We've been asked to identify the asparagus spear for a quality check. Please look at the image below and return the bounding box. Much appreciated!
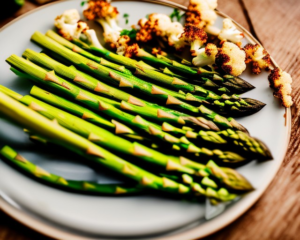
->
[32,32,246,132]
[6,56,246,164]
[137,51,255,94]
[0,91,193,195]
[135,66,266,116]
[46,29,141,70]
[0,145,142,195]
[23,49,218,130]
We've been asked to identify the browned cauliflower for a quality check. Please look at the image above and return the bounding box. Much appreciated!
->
[215,41,246,76]
[55,9,103,48]
[185,0,219,35]
[151,47,167,56]
[268,67,293,107]
[244,43,271,74]
[116,35,140,58]
[83,0,119,20]
[136,13,172,42]
[83,0,121,49]
[192,43,218,67]
[180,24,207,56]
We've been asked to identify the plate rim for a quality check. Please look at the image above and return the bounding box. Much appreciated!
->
[0,0,292,239]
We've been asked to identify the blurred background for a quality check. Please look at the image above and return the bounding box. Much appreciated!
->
[0,0,56,27]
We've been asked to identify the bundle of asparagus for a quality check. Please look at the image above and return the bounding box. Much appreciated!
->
[0,1,275,207]
[0,91,254,202]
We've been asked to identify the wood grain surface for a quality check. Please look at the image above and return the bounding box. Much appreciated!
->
[0,0,299,239]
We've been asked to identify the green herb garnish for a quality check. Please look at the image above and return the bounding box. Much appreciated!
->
[123,13,129,25]
[169,8,185,22]
[81,1,88,6]
[120,29,137,39]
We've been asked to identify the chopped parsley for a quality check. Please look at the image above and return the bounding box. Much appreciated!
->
[123,13,130,25]
[120,29,138,39]
[81,1,88,6]
[169,8,185,22]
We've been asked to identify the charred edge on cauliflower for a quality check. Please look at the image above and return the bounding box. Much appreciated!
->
[83,0,119,20]
[185,0,218,32]
[136,14,172,43]
[268,67,293,107]
[192,43,218,67]
[244,43,271,74]
[180,24,207,56]
[151,47,167,56]
[116,35,139,58]
[215,41,246,76]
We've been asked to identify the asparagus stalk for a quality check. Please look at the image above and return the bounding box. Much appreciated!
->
[0,85,145,143]
[32,32,246,132]
[0,91,194,195]
[46,29,141,70]
[135,66,266,116]
[45,30,133,75]
[23,49,218,130]
[0,145,142,195]
[6,56,246,164]
[140,52,255,94]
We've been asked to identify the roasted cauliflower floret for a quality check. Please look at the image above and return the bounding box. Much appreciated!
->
[244,43,271,74]
[116,35,139,58]
[185,0,219,35]
[180,24,207,56]
[268,68,293,107]
[55,9,81,40]
[218,18,244,45]
[136,13,172,42]
[215,42,246,76]
[83,0,122,48]
[192,43,218,67]
[166,22,186,51]
[55,9,103,48]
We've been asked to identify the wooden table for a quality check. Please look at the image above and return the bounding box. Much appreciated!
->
[0,0,299,239]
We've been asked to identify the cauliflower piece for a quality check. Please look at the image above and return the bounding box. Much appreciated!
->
[136,13,172,42]
[185,0,218,34]
[83,0,122,48]
[180,24,208,56]
[55,9,103,48]
[166,22,186,51]
[215,41,246,76]
[55,9,81,40]
[244,43,271,74]
[116,35,139,58]
[192,43,218,67]
[84,29,103,48]
[218,18,244,45]
[136,14,186,50]
[151,47,167,56]
[268,68,293,107]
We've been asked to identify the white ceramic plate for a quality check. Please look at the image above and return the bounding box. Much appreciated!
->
[0,0,291,239]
